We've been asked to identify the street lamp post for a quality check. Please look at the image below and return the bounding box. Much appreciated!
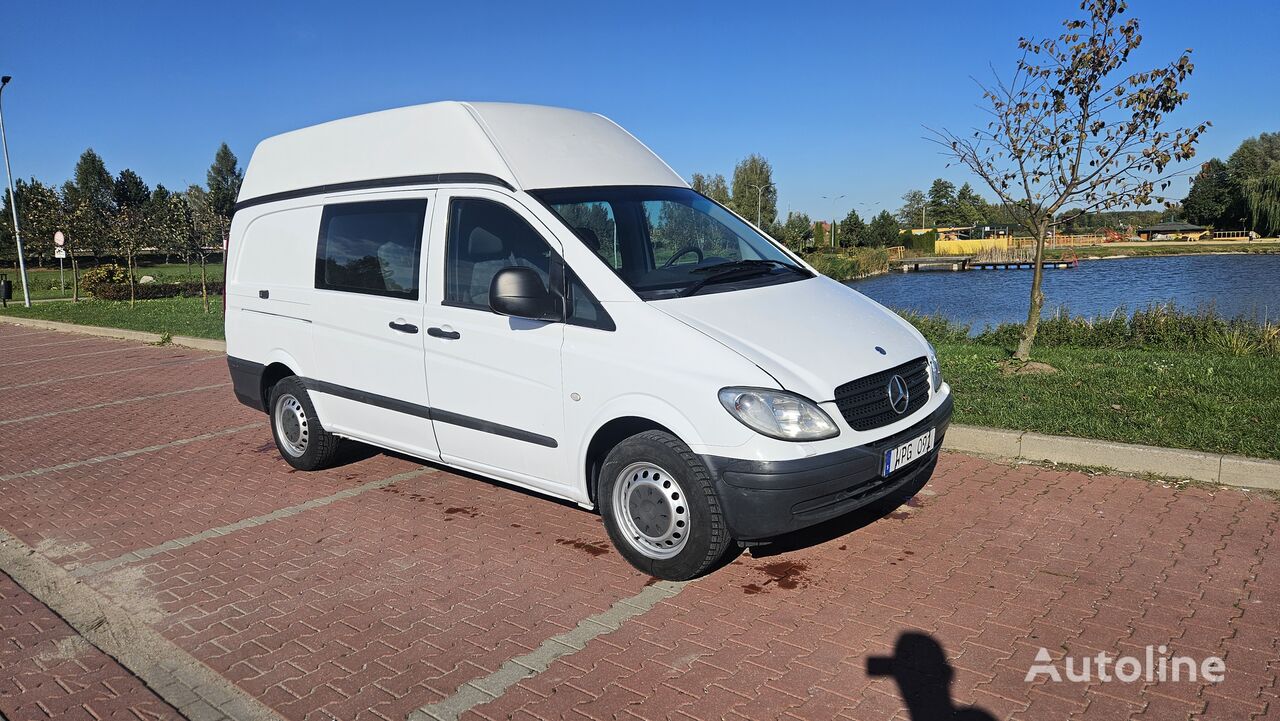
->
[748,183,774,228]
[0,75,31,308]
[821,194,846,248]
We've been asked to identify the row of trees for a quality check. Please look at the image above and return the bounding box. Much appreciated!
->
[1182,131,1280,235]
[691,154,924,249]
[0,144,242,307]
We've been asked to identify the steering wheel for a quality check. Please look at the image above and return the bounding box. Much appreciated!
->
[662,246,704,268]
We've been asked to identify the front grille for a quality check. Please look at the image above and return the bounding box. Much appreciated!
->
[834,357,930,431]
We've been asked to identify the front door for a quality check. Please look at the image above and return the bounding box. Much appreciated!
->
[308,193,440,459]
[424,189,567,492]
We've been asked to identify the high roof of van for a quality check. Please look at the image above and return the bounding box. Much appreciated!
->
[237,102,688,207]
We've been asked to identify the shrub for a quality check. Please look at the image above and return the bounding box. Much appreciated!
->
[88,281,226,301]
[91,282,183,301]
[80,264,130,294]
[804,247,890,280]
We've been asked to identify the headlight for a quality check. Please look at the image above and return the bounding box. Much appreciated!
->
[718,387,839,441]
[927,342,943,393]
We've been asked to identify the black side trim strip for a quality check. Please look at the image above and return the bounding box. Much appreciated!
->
[300,378,558,448]
[233,173,517,213]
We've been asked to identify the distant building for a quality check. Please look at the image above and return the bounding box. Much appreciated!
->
[1135,221,1207,241]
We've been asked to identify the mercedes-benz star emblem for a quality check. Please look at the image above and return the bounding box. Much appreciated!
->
[886,375,910,414]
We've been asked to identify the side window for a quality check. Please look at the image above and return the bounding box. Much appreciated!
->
[316,199,427,300]
[566,272,615,332]
[445,198,555,310]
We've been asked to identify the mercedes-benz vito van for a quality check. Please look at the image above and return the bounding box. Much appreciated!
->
[225,102,952,579]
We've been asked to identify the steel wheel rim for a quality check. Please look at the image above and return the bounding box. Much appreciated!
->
[274,393,309,457]
[612,462,689,559]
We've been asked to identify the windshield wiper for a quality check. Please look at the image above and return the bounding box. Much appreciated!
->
[688,259,800,275]
[678,260,806,297]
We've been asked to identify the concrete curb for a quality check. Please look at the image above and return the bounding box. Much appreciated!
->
[945,424,1280,491]
[4,314,1277,491]
[0,315,226,352]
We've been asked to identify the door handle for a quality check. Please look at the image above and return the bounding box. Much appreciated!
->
[389,320,419,334]
[427,326,461,340]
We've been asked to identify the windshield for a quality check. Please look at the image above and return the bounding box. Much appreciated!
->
[533,186,811,300]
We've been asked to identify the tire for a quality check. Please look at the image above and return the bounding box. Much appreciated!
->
[599,430,732,580]
[268,376,340,471]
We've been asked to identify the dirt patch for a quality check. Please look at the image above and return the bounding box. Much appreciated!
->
[444,506,479,518]
[95,566,165,624]
[34,537,92,561]
[555,538,610,557]
[1001,360,1058,376]
[35,636,90,664]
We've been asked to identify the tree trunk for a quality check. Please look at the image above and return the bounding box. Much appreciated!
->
[127,250,136,308]
[70,248,80,303]
[1015,226,1048,361]
[200,256,210,313]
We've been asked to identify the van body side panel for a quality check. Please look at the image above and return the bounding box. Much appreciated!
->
[226,205,321,408]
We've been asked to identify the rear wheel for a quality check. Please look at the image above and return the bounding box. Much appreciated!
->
[269,377,339,471]
[599,430,731,580]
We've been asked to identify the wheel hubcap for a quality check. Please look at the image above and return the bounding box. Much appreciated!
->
[612,462,689,559]
[274,394,309,457]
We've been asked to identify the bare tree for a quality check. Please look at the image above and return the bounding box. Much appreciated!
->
[932,0,1208,360]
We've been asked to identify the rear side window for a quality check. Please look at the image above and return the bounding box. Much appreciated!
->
[316,199,427,300]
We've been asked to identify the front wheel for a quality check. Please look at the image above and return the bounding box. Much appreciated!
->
[599,431,732,580]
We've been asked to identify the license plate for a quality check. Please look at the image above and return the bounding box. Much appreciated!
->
[883,428,936,476]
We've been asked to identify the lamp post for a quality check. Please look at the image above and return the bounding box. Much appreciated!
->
[748,183,774,228]
[821,194,846,248]
[0,75,30,307]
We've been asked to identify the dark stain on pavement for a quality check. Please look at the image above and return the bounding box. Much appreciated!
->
[444,506,479,518]
[743,560,810,594]
[555,538,610,557]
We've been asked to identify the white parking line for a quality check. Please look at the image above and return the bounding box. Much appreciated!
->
[0,424,259,482]
[3,345,146,367]
[70,467,436,578]
[409,580,686,721]
[0,383,231,426]
[0,355,222,391]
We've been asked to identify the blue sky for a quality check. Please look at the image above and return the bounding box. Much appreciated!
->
[3,0,1276,221]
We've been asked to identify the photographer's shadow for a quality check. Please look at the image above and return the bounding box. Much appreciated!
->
[868,632,996,721]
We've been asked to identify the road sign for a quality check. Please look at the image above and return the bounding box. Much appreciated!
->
[54,231,65,247]
[54,247,66,259]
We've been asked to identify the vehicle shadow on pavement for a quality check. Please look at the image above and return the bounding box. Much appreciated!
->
[747,459,935,558]
[868,632,997,721]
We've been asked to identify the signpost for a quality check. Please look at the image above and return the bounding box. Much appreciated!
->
[54,231,66,294]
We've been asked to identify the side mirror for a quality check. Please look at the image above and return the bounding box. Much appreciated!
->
[489,266,559,321]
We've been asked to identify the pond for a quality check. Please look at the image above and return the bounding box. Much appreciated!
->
[845,254,1279,330]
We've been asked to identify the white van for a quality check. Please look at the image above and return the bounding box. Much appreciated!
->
[225,102,952,579]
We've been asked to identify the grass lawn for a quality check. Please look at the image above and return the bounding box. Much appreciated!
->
[0,295,224,339]
[5,262,225,301]
[938,343,1280,460]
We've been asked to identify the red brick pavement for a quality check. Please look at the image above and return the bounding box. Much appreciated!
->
[0,324,1276,721]
[0,571,181,720]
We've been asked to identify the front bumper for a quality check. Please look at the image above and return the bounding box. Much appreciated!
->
[701,395,953,540]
